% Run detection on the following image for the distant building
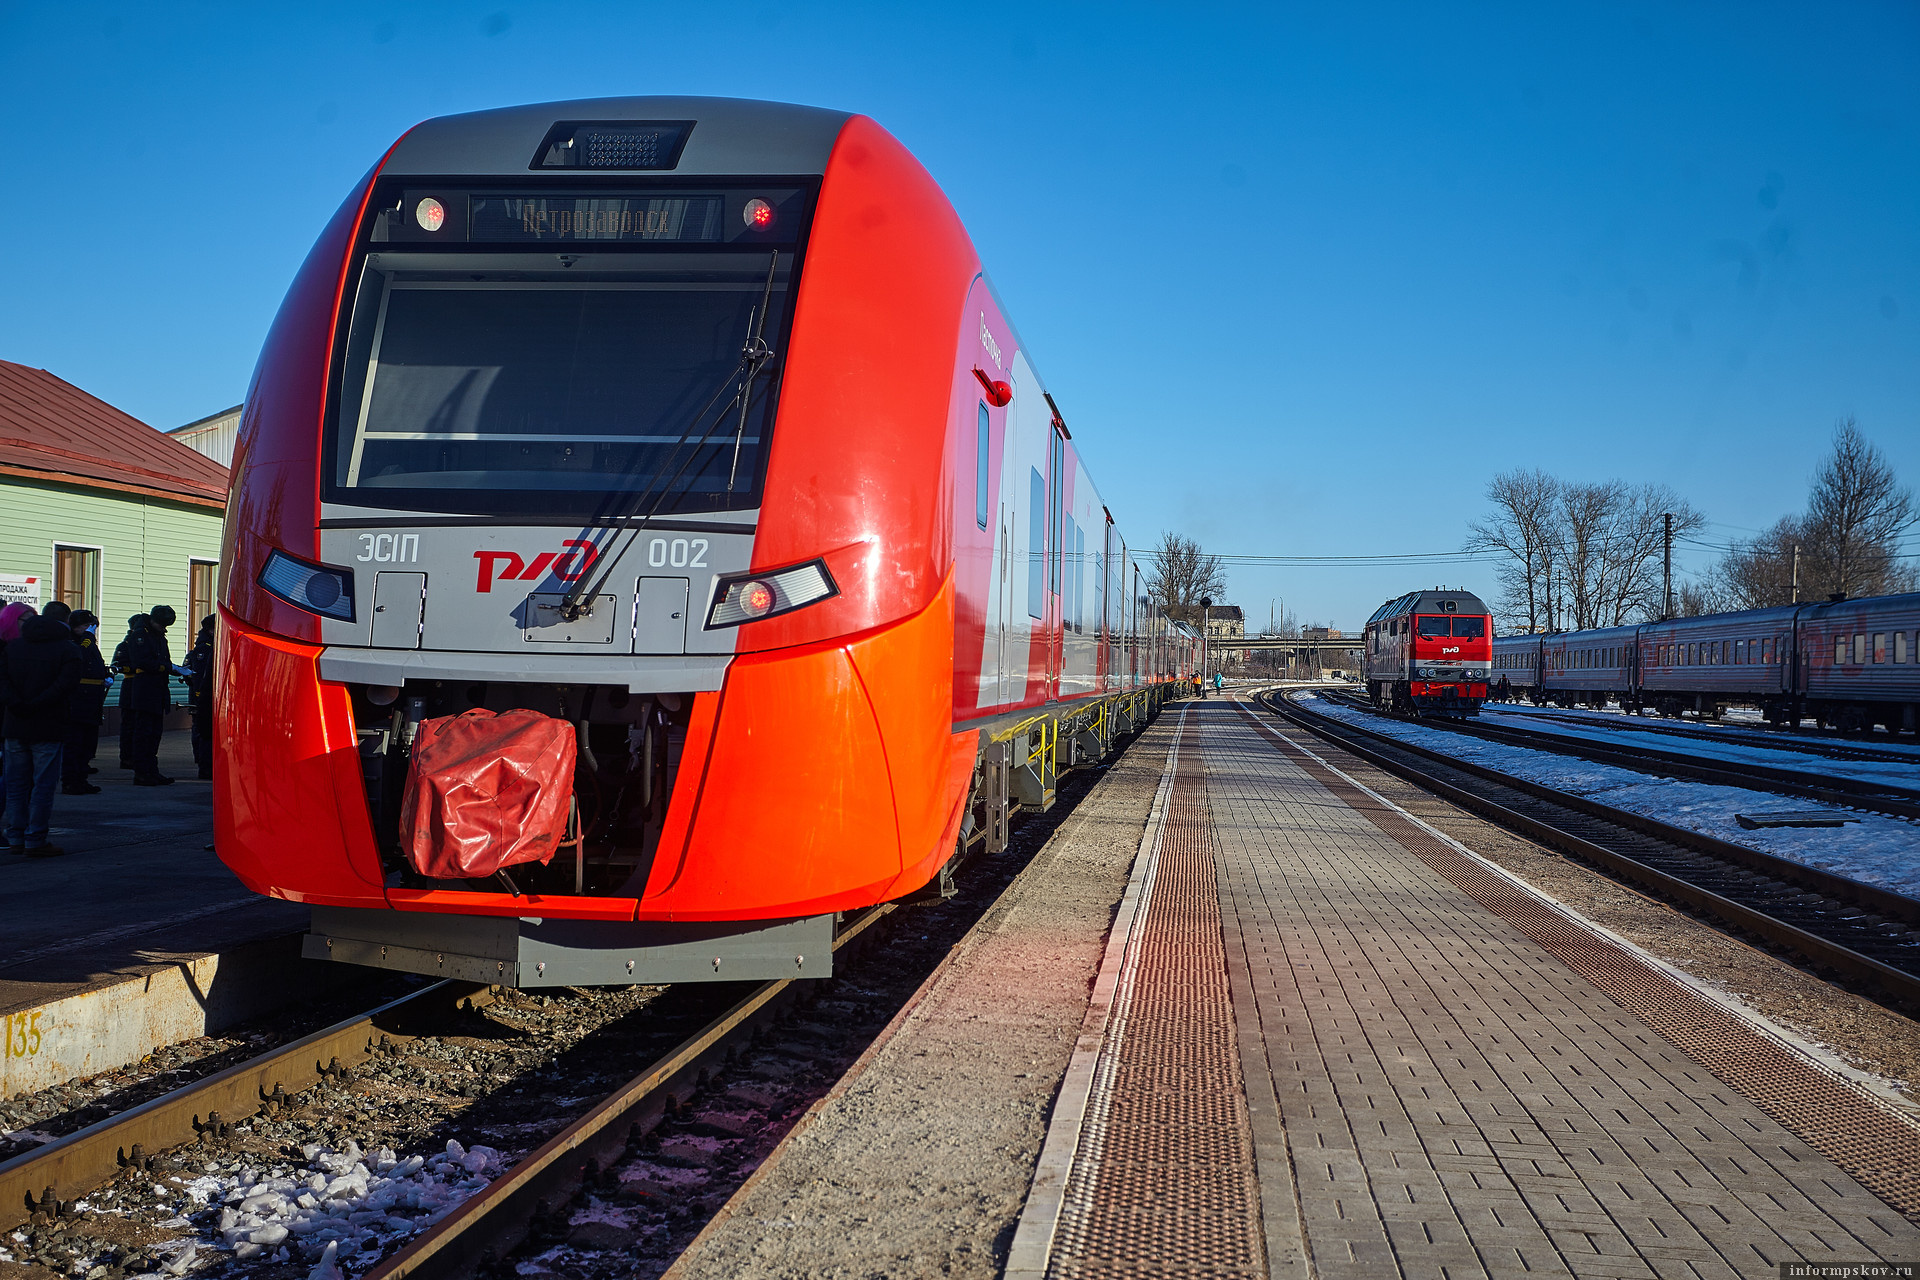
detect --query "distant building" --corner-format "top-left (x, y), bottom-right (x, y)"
top-left (0, 360), bottom-right (229, 653)
top-left (1304, 625), bottom-right (1343, 641)
top-left (168, 404), bottom-right (243, 467)
top-left (1204, 604), bottom-right (1247, 665)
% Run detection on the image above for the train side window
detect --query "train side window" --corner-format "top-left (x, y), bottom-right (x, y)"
top-left (975, 404), bottom-right (990, 530)
top-left (1873, 632), bottom-right (1885, 663)
top-left (1854, 632), bottom-right (1866, 665)
top-left (1834, 636), bottom-right (1846, 666)
top-left (1899, 631), bottom-right (1909, 664)
top-left (1028, 468), bottom-right (1046, 619)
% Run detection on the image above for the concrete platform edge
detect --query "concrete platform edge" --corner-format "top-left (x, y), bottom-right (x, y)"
top-left (1003, 705), bottom-right (1185, 1280)
top-left (0, 933), bottom-right (357, 1098)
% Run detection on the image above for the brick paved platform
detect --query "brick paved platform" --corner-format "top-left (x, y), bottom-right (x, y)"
top-left (1023, 699), bottom-right (1920, 1279)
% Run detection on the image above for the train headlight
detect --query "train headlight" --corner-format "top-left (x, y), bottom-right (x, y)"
top-left (415, 197), bottom-right (446, 232)
top-left (705, 559), bottom-right (838, 629)
top-left (258, 549), bottom-right (356, 622)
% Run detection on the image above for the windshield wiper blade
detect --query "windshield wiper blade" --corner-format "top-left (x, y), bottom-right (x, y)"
top-left (727, 254), bottom-right (781, 493)
top-left (557, 252), bottom-right (781, 621)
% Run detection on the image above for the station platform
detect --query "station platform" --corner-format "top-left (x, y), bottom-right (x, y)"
top-left (665, 697), bottom-right (1920, 1280)
top-left (1, 734), bottom-right (313, 1096)
top-left (1017, 699), bottom-right (1920, 1278)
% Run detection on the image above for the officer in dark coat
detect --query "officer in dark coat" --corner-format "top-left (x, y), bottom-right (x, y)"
top-left (114, 605), bottom-right (176, 786)
top-left (62, 609), bottom-right (108, 794)
top-left (185, 614), bottom-right (216, 781)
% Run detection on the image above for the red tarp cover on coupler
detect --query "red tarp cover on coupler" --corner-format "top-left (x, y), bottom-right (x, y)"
top-left (400, 708), bottom-right (576, 880)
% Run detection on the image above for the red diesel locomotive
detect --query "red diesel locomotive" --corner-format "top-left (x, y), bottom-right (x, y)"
top-left (1362, 589), bottom-right (1493, 715)
top-left (214, 97), bottom-right (1195, 987)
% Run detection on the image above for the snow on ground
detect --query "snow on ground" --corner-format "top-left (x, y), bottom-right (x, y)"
top-left (1299, 694), bottom-right (1920, 900)
top-left (77, 1138), bottom-right (507, 1278)
top-left (1479, 704), bottom-right (1920, 790)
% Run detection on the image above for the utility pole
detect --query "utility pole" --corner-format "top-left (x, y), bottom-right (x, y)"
top-left (1662, 512), bottom-right (1673, 619)
top-left (1791, 543), bottom-right (1800, 604)
top-left (1200, 597), bottom-right (1211, 688)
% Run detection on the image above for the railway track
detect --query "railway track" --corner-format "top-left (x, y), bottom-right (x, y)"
top-left (0, 906), bottom-right (892, 1278)
top-left (1259, 690), bottom-right (1920, 1011)
top-left (1329, 691), bottom-right (1920, 822)
top-left (1484, 703), bottom-right (1920, 767)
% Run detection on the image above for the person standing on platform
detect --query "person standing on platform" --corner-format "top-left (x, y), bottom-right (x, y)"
top-left (1, 602), bottom-right (81, 857)
top-left (185, 614), bottom-right (215, 781)
top-left (114, 605), bottom-right (177, 786)
top-left (63, 609), bottom-right (107, 794)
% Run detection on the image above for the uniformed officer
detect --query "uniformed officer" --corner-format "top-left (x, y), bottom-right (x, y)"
top-left (62, 609), bottom-right (107, 794)
top-left (114, 605), bottom-right (177, 785)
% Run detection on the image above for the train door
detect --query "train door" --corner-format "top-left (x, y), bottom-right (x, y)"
top-left (1046, 428), bottom-right (1065, 699)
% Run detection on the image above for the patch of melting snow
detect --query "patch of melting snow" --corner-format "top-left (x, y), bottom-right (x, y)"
top-left (118, 1138), bottom-right (505, 1278)
top-left (1304, 695), bottom-right (1920, 899)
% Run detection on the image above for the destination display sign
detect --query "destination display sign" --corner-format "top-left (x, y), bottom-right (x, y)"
top-left (468, 194), bottom-right (727, 242)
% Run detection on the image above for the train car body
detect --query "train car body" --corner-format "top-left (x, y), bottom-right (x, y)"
top-left (1362, 589), bottom-right (1492, 714)
top-left (214, 97), bottom-right (1190, 988)
top-left (1490, 633), bottom-right (1542, 698)
top-left (1484, 593), bottom-right (1919, 733)
top-left (1540, 625), bottom-right (1640, 708)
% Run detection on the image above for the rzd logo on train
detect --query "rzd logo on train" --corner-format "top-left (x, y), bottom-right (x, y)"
top-left (473, 539), bottom-right (600, 592)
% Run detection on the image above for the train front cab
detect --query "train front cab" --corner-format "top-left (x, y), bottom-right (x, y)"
top-left (214, 98), bottom-right (1192, 989)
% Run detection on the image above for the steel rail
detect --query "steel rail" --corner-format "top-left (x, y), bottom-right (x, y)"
top-left (1256, 692), bottom-right (1920, 1009)
top-left (1486, 705), bottom-right (1920, 766)
top-left (362, 902), bottom-right (894, 1280)
top-left (1291, 691), bottom-right (1920, 926)
top-left (1331, 692), bottom-right (1920, 822)
top-left (0, 980), bottom-right (489, 1231)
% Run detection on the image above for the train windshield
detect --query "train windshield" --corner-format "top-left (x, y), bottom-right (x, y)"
top-left (328, 250), bottom-right (797, 516)
top-left (1451, 617), bottom-right (1485, 638)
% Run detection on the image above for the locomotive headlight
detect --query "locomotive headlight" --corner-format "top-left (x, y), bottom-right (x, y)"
top-left (258, 549), bottom-right (356, 622)
top-left (705, 559), bottom-right (837, 629)
top-left (415, 197), bottom-right (446, 232)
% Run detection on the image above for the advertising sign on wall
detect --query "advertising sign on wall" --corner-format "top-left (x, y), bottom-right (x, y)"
top-left (0, 574), bottom-right (43, 607)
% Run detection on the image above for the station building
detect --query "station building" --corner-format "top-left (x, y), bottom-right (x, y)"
top-left (0, 359), bottom-right (229, 659)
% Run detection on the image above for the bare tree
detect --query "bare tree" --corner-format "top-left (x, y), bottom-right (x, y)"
top-left (1802, 418), bottom-right (1917, 599)
top-left (1672, 578), bottom-right (1729, 617)
top-left (1466, 469), bottom-right (1559, 632)
top-left (1147, 532), bottom-right (1227, 624)
top-left (1713, 421), bottom-right (1916, 605)
top-left (1470, 471), bottom-right (1701, 630)
top-left (1714, 516), bottom-right (1806, 608)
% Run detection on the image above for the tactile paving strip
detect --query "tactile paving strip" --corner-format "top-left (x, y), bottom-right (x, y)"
top-left (1048, 726), bottom-right (1266, 1280)
top-left (1238, 703), bottom-right (1920, 1221)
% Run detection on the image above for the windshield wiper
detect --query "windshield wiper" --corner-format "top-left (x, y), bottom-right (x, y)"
top-left (557, 252), bottom-right (780, 621)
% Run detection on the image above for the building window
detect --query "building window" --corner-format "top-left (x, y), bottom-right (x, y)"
top-left (189, 560), bottom-right (220, 630)
top-left (53, 545), bottom-right (99, 612)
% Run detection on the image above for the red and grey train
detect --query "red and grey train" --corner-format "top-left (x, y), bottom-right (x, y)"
top-left (1362, 589), bottom-right (1493, 715)
top-left (213, 97), bottom-right (1199, 987)
top-left (1490, 592), bottom-right (1920, 732)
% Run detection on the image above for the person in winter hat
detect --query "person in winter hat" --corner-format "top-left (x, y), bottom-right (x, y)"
top-left (1, 604), bottom-right (82, 855)
top-left (185, 614), bottom-right (216, 781)
top-left (114, 608), bottom-right (175, 785)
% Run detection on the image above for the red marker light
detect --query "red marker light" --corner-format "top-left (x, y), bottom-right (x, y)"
top-left (740, 581), bottom-right (776, 617)
top-left (743, 198), bottom-right (774, 229)
top-left (415, 198), bottom-right (446, 232)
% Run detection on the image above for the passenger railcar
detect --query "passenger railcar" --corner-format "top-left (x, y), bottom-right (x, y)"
top-left (1485, 592), bottom-right (1919, 732)
top-left (214, 97), bottom-right (1193, 988)
top-left (1362, 589), bottom-right (1492, 714)
top-left (1489, 632), bottom-right (1541, 699)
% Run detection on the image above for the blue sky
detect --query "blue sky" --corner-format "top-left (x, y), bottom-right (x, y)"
top-left (2, 2), bottom-right (1914, 629)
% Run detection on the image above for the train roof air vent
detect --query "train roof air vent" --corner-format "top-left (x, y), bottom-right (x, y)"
top-left (531, 121), bottom-right (695, 170)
